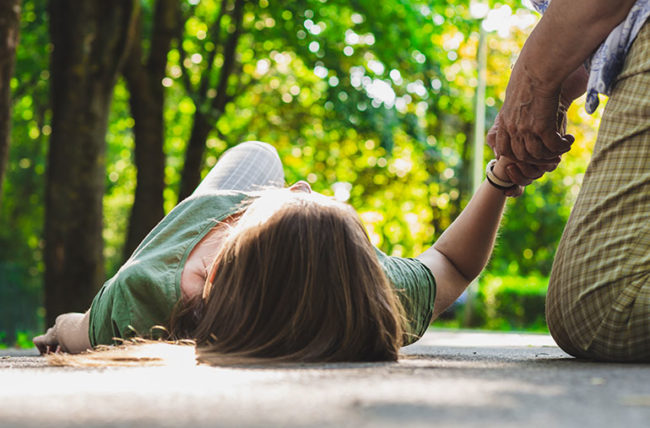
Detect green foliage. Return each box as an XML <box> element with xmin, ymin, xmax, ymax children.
<box><xmin>104</xmin><ymin>79</ymin><xmax>137</xmax><ymax>276</ymax></box>
<box><xmin>0</xmin><ymin>330</ymin><xmax>40</xmax><ymax>349</ymax></box>
<box><xmin>478</xmin><ymin>274</ymin><xmax>549</xmax><ymax>331</ymax></box>
<box><xmin>435</xmin><ymin>274</ymin><xmax>549</xmax><ymax>332</ymax></box>
<box><xmin>15</xmin><ymin>331</ymin><xmax>36</xmax><ymax>349</ymax></box>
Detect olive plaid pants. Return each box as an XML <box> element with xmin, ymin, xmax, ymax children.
<box><xmin>546</xmin><ymin>22</ymin><xmax>650</xmax><ymax>362</ymax></box>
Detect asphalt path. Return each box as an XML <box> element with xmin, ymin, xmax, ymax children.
<box><xmin>1</xmin><ymin>329</ymin><xmax>649</xmax><ymax>428</ymax></box>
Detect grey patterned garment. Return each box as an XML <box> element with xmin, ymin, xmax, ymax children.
<box><xmin>529</xmin><ymin>0</ymin><xmax>650</xmax><ymax>114</ymax></box>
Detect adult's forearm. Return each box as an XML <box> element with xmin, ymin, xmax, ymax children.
<box><xmin>518</xmin><ymin>0</ymin><xmax>636</xmax><ymax>91</ymax></box>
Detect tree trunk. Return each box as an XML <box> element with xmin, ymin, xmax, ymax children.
<box><xmin>122</xmin><ymin>0</ymin><xmax>178</xmax><ymax>260</ymax></box>
<box><xmin>177</xmin><ymin>0</ymin><xmax>245</xmax><ymax>202</ymax></box>
<box><xmin>177</xmin><ymin>111</ymin><xmax>213</xmax><ymax>201</ymax></box>
<box><xmin>45</xmin><ymin>0</ymin><xmax>136</xmax><ymax>325</ymax></box>
<box><xmin>0</xmin><ymin>0</ymin><xmax>20</xmax><ymax>208</ymax></box>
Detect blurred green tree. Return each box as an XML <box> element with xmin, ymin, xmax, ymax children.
<box><xmin>44</xmin><ymin>0</ymin><xmax>137</xmax><ymax>324</ymax></box>
<box><xmin>121</xmin><ymin>0</ymin><xmax>178</xmax><ymax>259</ymax></box>
<box><xmin>0</xmin><ymin>0</ymin><xmax>21</xmax><ymax>207</ymax></box>
<box><xmin>1</xmin><ymin>0</ymin><xmax>51</xmax><ymax>342</ymax></box>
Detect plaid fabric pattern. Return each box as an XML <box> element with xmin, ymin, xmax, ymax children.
<box><xmin>193</xmin><ymin>141</ymin><xmax>285</xmax><ymax>195</ymax></box>
<box><xmin>546</xmin><ymin>22</ymin><xmax>650</xmax><ymax>362</ymax></box>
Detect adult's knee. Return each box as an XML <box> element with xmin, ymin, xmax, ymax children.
<box><xmin>547</xmin><ymin>269</ymin><xmax>650</xmax><ymax>362</ymax></box>
<box><xmin>545</xmin><ymin>274</ymin><xmax>586</xmax><ymax>359</ymax></box>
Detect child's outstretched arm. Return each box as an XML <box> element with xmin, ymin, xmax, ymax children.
<box><xmin>417</xmin><ymin>157</ymin><xmax>532</xmax><ymax>319</ymax></box>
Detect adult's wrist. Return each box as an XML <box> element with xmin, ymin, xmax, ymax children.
<box><xmin>511</xmin><ymin>49</ymin><xmax>563</xmax><ymax>97</ymax></box>
<box><xmin>516</xmin><ymin>0</ymin><xmax>636</xmax><ymax>93</ymax></box>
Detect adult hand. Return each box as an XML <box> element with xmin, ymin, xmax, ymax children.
<box><xmin>493</xmin><ymin>62</ymin><xmax>573</xmax><ymax>163</ymax></box>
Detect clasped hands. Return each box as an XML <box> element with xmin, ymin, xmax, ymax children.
<box><xmin>488</xmin><ymin>64</ymin><xmax>588</xmax><ymax>196</ymax></box>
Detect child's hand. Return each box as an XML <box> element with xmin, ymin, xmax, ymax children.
<box><xmin>492</xmin><ymin>156</ymin><xmax>524</xmax><ymax>197</ymax></box>
<box><xmin>33</xmin><ymin>324</ymin><xmax>61</xmax><ymax>354</ymax></box>
<box><xmin>33</xmin><ymin>312</ymin><xmax>90</xmax><ymax>354</ymax></box>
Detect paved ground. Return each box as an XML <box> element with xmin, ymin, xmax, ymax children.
<box><xmin>1</xmin><ymin>329</ymin><xmax>649</xmax><ymax>428</ymax></box>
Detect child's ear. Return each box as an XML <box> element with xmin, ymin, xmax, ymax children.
<box><xmin>288</xmin><ymin>181</ymin><xmax>312</xmax><ymax>193</ymax></box>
